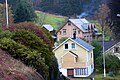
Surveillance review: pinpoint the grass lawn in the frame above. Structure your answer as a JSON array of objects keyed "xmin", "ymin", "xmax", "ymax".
[
  {"xmin": 35, "ymin": 11, "xmax": 67, "ymax": 30},
  {"xmin": 69, "ymin": 73, "xmax": 120, "ymax": 80}
]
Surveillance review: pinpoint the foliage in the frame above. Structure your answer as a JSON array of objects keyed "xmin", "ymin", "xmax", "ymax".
[
  {"xmin": 49, "ymin": 56, "xmax": 59, "ymax": 80},
  {"xmin": 0, "ymin": 3, "xmax": 14, "ymax": 26},
  {"xmin": 91, "ymin": 41, "xmax": 102, "ymax": 60},
  {"xmin": 96, "ymin": 54, "xmax": 120, "ymax": 75},
  {"xmin": 14, "ymin": 0, "xmax": 37, "ymax": 23},
  {"xmin": 59, "ymin": 37, "xmax": 68, "ymax": 44},
  {"xmin": 107, "ymin": 0, "xmax": 120, "ymax": 40},
  {"xmin": 95, "ymin": 4, "xmax": 113, "ymax": 39},
  {"xmin": 2, "ymin": 22, "xmax": 53, "ymax": 47},
  {"xmin": 59, "ymin": 0, "xmax": 82, "ymax": 16},
  {"xmin": 1, "ymin": 22, "xmax": 60, "ymax": 80},
  {"xmin": 36, "ymin": 11, "xmax": 66, "ymax": 30},
  {"xmin": 12, "ymin": 30, "xmax": 52, "ymax": 66},
  {"xmin": 0, "ymin": 37, "xmax": 49, "ymax": 78},
  {"xmin": 39, "ymin": 0, "xmax": 90, "ymax": 16},
  {"xmin": 91, "ymin": 41, "xmax": 102, "ymax": 70}
]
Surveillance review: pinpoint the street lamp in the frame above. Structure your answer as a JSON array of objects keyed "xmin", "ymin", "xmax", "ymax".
[
  {"xmin": 5, "ymin": 0, "xmax": 9, "ymax": 27},
  {"xmin": 117, "ymin": 14, "xmax": 120, "ymax": 17}
]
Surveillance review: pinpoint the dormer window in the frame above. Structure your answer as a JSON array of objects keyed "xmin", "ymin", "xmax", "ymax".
[
  {"xmin": 65, "ymin": 43, "xmax": 68, "ymax": 49},
  {"xmin": 68, "ymin": 21, "xmax": 71, "ymax": 26}
]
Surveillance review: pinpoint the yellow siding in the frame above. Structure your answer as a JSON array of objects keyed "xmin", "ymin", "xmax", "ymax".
[
  {"xmin": 87, "ymin": 50, "xmax": 94, "ymax": 66},
  {"xmin": 54, "ymin": 39, "xmax": 89, "ymax": 68}
]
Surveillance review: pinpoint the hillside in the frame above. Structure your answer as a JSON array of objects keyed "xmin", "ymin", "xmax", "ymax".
[
  {"xmin": 0, "ymin": 49, "xmax": 44, "ymax": 80},
  {"xmin": 36, "ymin": 11, "xmax": 67, "ymax": 30}
]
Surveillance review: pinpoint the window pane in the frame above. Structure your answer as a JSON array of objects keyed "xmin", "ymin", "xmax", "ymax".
[
  {"xmin": 73, "ymin": 29, "xmax": 76, "ymax": 33},
  {"xmin": 72, "ymin": 43, "xmax": 75, "ymax": 49},
  {"xmin": 63, "ymin": 29, "xmax": 66, "ymax": 34},
  {"xmin": 65, "ymin": 44, "xmax": 68, "ymax": 49}
]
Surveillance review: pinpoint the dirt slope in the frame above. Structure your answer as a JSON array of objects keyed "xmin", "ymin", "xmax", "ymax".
[{"xmin": 0, "ymin": 49, "xmax": 44, "ymax": 80}]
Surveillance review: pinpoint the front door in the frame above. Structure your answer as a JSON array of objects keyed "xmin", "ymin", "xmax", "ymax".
[{"xmin": 67, "ymin": 69, "xmax": 74, "ymax": 77}]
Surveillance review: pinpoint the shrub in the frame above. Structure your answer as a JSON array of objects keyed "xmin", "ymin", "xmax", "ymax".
[
  {"xmin": 96, "ymin": 54, "xmax": 120, "ymax": 75},
  {"xmin": 0, "ymin": 38, "xmax": 49, "ymax": 79}
]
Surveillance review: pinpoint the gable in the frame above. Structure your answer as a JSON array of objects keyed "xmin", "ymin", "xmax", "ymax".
[
  {"xmin": 57, "ymin": 20, "xmax": 84, "ymax": 34},
  {"xmin": 53, "ymin": 38, "xmax": 90, "ymax": 52},
  {"xmin": 62, "ymin": 52, "xmax": 75, "ymax": 63},
  {"xmin": 62, "ymin": 51, "xmax": 78, "ymax": 58}
]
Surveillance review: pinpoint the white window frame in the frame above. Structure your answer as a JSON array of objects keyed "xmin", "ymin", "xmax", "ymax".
[
  {"xmin": 74, "ymin": 68, "xmax": 87, "ymax": 76},
  {"xmin": 71, "ymin": 42, "xmax": 76, "ymax": 49},
  {"xmin": 64, "ymin": 43, "xmax": 69, "ymax": 50},
  {"xmin": 63, "ymin": 29, "xmax": 66, "ymax": 35}
]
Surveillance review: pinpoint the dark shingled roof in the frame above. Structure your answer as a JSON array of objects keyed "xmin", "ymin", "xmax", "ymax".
[{"xmin": 98, "ymin": 41, "xmax": 120, "ymax": 51}]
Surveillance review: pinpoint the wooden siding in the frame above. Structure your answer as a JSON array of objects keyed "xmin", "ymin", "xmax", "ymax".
[{"xmin": 57, "ymin": 21, "xmax": 93, "ymax": 42}]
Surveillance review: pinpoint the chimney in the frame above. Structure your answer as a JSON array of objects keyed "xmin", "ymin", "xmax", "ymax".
[{"xmin": 73, "ymin": 32, "xmax": 76, "ymax": 39}]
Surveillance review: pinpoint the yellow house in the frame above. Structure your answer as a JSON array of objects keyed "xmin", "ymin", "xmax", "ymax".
[{"xmin": 53, "ymin": 37, "xmax": 94, "ymax": 77}]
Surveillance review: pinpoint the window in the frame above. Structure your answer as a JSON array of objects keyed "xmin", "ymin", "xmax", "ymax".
[
  {"xmin": 71, "ymin": 43, "xmax": 76, "ymax": 49},
  {"xmin": 68, "ymin": 21, "xmax": 71, "ymax": 26},
  {"xmin": 73, "ymin": 29, "xmax": 76, "ymax": 34},
  {"xmin": 63, "ymin": 29, "xmax": 66, "ymax": 35},
  {"xmin": 114, "ymin": 47, "xmax": 119, "ymax": 53},
  {"xmin": 91, "ymin": 53, "xmax": 92, "ymax": 58},
  {"xmin": 75, "ymin": 68, "xmax": 87, "ymax": 76},
  {"xmin": 65, "ymin": 43, "xmax": 68, "ymax": 49}
]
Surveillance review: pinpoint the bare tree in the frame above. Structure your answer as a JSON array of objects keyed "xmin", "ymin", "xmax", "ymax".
[
  {"xmin": 95, "ymin": 3, "xmax": 113, "ymax": 39},
  {"xmin": 95, "ymin": 3, "xmax": 111, "ymax": 77}
]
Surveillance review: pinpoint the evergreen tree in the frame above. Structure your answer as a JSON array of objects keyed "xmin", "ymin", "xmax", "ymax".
[
  {"xmin": 108, "ymin": 0, "xmax": 120, "ymax": 39},
  {"xmin": 59, "ymin": 0, "xmax": 82, "ymax": 16},
  {"xmin": 14, "ymin": 0, "xmax": 37, "ymax": 23}
]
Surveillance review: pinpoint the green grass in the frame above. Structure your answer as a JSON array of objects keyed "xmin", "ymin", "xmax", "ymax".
[
  {"xmin": 69, "ymin": 73, "xmax": 120, "ymax": 80},
  {"xmin": 36, "ymin": 11, "xmax": 67, "ymax": 30}
]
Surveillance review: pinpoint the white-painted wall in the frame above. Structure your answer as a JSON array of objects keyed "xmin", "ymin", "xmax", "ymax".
[{"xmin": 59, "ymin": 68, "xmax": 67, "ymax": 76}]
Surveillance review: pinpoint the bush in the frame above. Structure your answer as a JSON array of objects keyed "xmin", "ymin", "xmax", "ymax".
[
  {"xmin": 1, "ymin": 23, "xmax": 58, "ymax": 80},
  {"xmin": 96, "ymin": 54, "xmax": 120, "ymax": 75},
  {"xmin": 0, "ymin": 38, "xmax": 49, "ymax": 78}
]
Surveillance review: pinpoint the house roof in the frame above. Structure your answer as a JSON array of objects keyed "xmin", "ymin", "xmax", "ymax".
[
  {"xmin": 98, "ymin": 41, "xmax": 120, "ymax": 51},
  {"xmin": 69, "ymin": 18, "xmax": 91, "ymax": 32},
  {"xmin": 53, "ymin": 37, "xmax": 94, "ymax": 52},
  {"xmin": 57, "ymin": 18, "xmax": 96, "ymax": 33},
  {"xmin": 42, "ymin": 24, "xmax": 53, "ymax": 32},
  {"xmin": 71, "ymin": 37, "xmax": 94, "ymax": 51}
]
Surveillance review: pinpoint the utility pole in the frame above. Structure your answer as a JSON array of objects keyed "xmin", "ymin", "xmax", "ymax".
[
  {"xmin": 102, "ymin": 26, "xmax": 106, "ymax": 77},
  {"xmin": 6, "ymin": 0, "xmax": 9, "ymax": 27}
]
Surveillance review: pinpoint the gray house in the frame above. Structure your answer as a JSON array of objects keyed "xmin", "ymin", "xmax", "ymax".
[{"xmin": 98, "ymin": 41, "xmax": 120, "ymax": 59}]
